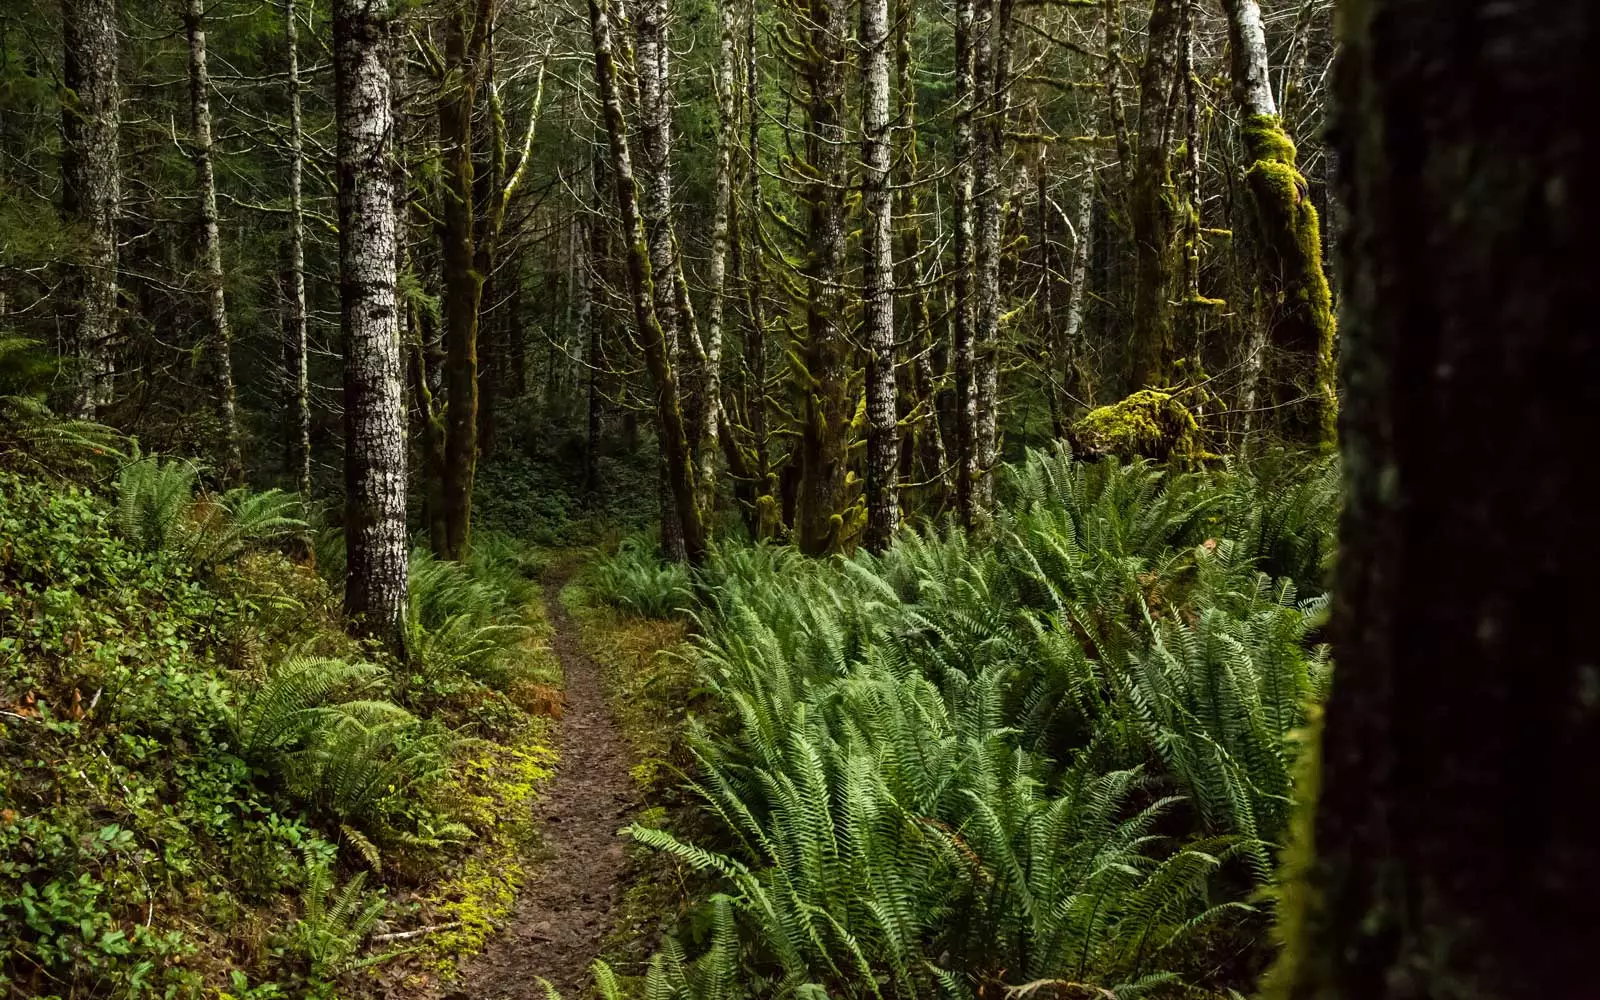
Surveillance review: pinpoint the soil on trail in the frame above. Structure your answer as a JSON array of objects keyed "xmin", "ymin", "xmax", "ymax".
[{"xmin": 454, "ymin": 576, "xmax": 636, "ymax": 1000}]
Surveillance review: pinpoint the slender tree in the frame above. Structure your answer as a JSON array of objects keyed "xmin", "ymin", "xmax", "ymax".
[
  {"xmin": 951, "ymin": 0, "xmax": 978, "ymax": 528},
  {"xmin": 59, "ymin": 0, "xmax": 120, "ymax": 420},
  {"xmin": 334, "ymin": 0, "xmax": 408, "ymax": 651},
  {"xmin": 437, "ymin": 0, "xmax": 496, "ymax": 559},
  {"xmin": 283, "ymin": 0, "xmax": 311, "ymax": 497},
  {"xmin": 1126, "ymin": 0, "xmax": 1185, "ymax": 391},
  {"xmin": 968, "ymin": 0, "xmax": 1013, "ymax": 523},
  {"xmin": 860, "ymin": 0, "xmax": 897, "ymax": 551},
  {"xmin": 185, "ymin": 0, "xmax": 242, "ymax": 483},
  {"xmin": 587, "ymin": 0, "xmax": 706, "ymax": 563}
]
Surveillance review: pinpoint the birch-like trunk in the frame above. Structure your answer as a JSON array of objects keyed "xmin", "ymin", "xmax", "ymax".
[
  {"xmin": 794, "ymin": 0, "xmax": 852, "ymax": 555},
  {"xmin": 283, "ymin": 0, "xmax": 311, "ymax": 496},
  {"xmin": 951, "ymin": 0, "xmax": 978, "ymax": 529},
  {"xmin": 1060, "ymin": 175, "xmax": 1094, "ymax": 413},
  {"xmin": 60, "ymin": 0, "xmax": 120, "ymax": 419},
  {"xmin": 185, "ymin": 0, "xmax": 242, "ymax": 482},
  {"xmin": 969, "ymin": 0, "xmax": 1012, "ymax": 523},
  {"xmin": 334, "ymin": 0, "xmax": 408, "ymax": 652},
  {"xmin": 861, "ymin": 0, "xmax": 898, "ymax": 552},
  {"xmin": 1221, "ymin": 0, "xmax": 1337, "ymax": 448},
  {"xmin": 696, "ymin": 0, "xmax": 736, "ymax": 521},
  {"xmin": 587, "ymin": 0, "xmax": 706, "ymax": 564},
  {"xmin": 893, "ymin": 0, "xmax": 945, "ymax": 498}
]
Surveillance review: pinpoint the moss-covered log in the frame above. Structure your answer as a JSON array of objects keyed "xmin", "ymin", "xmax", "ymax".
[{"xmin": 1069, "ymin": 389, "xmax": 1203, "ymax": 466}]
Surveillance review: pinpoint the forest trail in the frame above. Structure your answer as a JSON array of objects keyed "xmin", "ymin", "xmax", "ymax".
[{"xmin": 453, "ymin": 573, "xmax": 636, "ymax": 1000}]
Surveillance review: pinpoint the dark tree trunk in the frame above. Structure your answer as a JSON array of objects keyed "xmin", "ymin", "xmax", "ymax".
[
  {"xmin": 437, "ymin": 0, "xmax": 495, "ymax": 559},
  {"xmin": 1274, "ymin": 2, "xmax": 1600, "ymax": 997},
  {"xmin": 60, "ymin": 0, "xmax": 120, "ymax": 419},
  {"xmin": 1126, "ymin": 0, "xmax": 1184, "ymax": 391},
  {"xmin": 335, "ymin": 0, "xmax": 408, "ymax": 654}
]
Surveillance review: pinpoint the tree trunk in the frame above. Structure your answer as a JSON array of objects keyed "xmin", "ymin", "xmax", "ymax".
[
  {"xmin": 697, "ymin": 0, "xmax": 737, "ymax": 522},
  {"xmin": 437, "ymin": 0, "xmax": 495, "ymax": 559},
  {"xmin": 1126, "ymin": 0, "xmax": 1184, "ymax": 391},
  {"xmin": 795, "ymin": 0, "xmax": 853, "ymax": 555},
  {"xmin": 283, "ymin": 0, "xmax": 311, "ymax": 496},
  {"xmin": 951, "ymin": 0, "xmax": 978, "ymax": 529},
  {"xmin": 968, "ymin": 0, "xmax": 1013, "ymax": 524},
  {"xmin": 59, "ymin": 0, "xmax": 120, "ymax": 420},
  {"xmin": 861, "ymin": 0, "xmax": 898, "ymax": 552},
  {"xmin": 1271, "ymin": 2, "xmax": 1600, "ymax": 997},
  {"xmin": 587, "ymin": 0, "xmax": 706, "ymax": 564},
  {"xmin": 742, "ymin": 0, "xmax": 772, "ymax": 510},
  {"xmin": 894, "ymin": 0, "xmax": 946, "ymax": 503},
  {"xmin": 185, "ymin": 0, "xmax": 242, "ymax": 483},
  {"xmin": 1220, "ymin": 0, "xmax": 1336, "ymax": 449},
  {"xmin": 1060, "ymin": 173, "xmax": 1094, "ymax": 415},
  {"xmin": 334, "ymin": 0, "xmax": 408, "ymax": 654}
]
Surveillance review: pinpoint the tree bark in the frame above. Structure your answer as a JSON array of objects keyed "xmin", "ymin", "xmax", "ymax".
[
  {"xmin": 861, "ymin": 0, "xmax": 898, "ymax": 552},
  {"xmin": 1220, "ymin": 0, "xmax": 1336, "ymax": 449},
  {"xmin": 951, "ymin": 0, "xmax": 978, "ymax": 529},
  {"xmin": 437, "ymin": 0, "xmax": 495, "ymax": 559},
  {"xmin": 698, "ymin": 0, "xmax": 737, "ymax": 522},
  {"xmin": 587, "ymin": 0, "xmax": 706, "ymax": 564},
  {"xmin": 283, "ymin": 0, "xmax": 311, "ymax": 497},
  {"xmin": 968, "ymin": 0, "xmax": 1013, "ymax": 524},
  {"xmin": 335, "ymin": 0, "xmax": 408, "ymax": 653},
  {"xmin": 1126, "ymin": 0, "xmax": 1185, "ymax": 391},
  {"xmin": 185, "ymin": 0, "xmax": 242, "ymax": 483},
  {"xmin": 60, "ymin": 0, "xmax": 120, "ymax": 420},
  {"xmin": 794, "ymin": 0, "xmax": 853, "ymax": 555},
  {"xmin": 894, "ymin": 0, "xmax": 946, "ymax": 501},
  {"xmin": 1272, "ymin": 1, "xmax": 1600, "ymax": 996}
]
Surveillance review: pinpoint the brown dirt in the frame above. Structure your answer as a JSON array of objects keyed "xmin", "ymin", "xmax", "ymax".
[{"xmin": 451, "ymin": 576, "xmax": 637, "ymax": 1000}]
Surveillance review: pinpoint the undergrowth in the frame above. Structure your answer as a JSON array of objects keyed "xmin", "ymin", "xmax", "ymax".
[
  {"xmin": 0, "ymin": 455, "xmax": 560, "ymax": 999},
  {"xmin": 580, "ymin": 446, "xmax": 1339, "ymax": 1000}
]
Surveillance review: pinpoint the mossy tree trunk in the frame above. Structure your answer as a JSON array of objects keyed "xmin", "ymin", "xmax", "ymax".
[
  {"xmin": 1272, "ymin": 0, "xmax": 1600, "ymax": 996},
  {"xmin": 1221, "ymin": 0, "xmax": 1335, "ymax": 449},
  {"xmin": 1125, "ymin": 0, "xmax": 1185, "ymax": 392},
  {"xmin": 861, "ymin": 0, "xmax": 898, "ymax": 552},
  {"xmin": 437, "ymin": 0, "xmax": 495, "ymax": 560},
  {"xmin": 586, "ymin": 0, "xmax": 707, "ymax": 564},
  {"xmin": 793, "ymin": 0, "xmax": 854, "ymax": 555}
]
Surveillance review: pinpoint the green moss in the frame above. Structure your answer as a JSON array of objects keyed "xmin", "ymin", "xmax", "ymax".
[
  {"xmin": 1239, "ymin": 114, "xmax": 1339, "ymax": 450},
  {"xmin": 1069, "ymin": 389, "xmax": 1206, "ymax": 467}
]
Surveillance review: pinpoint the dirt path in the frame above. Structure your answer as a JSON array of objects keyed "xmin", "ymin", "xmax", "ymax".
[{"xmin": 453, "ymin": 576, "xmax": 636, "ymax": 1000}]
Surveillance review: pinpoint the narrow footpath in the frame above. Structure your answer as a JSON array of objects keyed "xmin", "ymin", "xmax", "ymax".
[{"xmin": 454, "ymin": 575, "xmax": 636, "ymax": 999}]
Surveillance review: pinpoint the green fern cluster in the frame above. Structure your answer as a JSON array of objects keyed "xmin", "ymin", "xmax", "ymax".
[
  {"xmin": 598, "ymin": 446, "xmax": 1338, "ymax": 999},
  {"xmin": 0, "ymin": 337, "xmax": 125, "ymax": 478},
  {"xmin": 591, "ymin": 534, "xmax": 694, "ymax": 618},
  {"xmin": 116, "ymin": 456, "xmax": 307, "ymax": 568}
]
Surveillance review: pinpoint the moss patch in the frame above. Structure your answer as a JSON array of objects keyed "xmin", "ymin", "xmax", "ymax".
[{"xmin": 1070, "ymin": 389, "xmax": 1206, "ymax": 466}]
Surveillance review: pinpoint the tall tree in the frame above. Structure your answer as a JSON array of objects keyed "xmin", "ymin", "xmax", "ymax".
[
  {"xmin": 793, "ymin": 0, "xmax": 853, "ymax": 555},
  {"xmin": 334, "ymin": 0, "xmax": 408, "ymax": 651},
  {"xmin": 283, "ymin": 0, "xmax": 311, "ymax": 497},
  {"xmin": 1220, "ymin": 0, "xmax": 1336, "ymax": 448},
  {"xmin": 967, "ymin": 0, "xmax": 1014, "ymax": 523},
  {"xmin": 587, "ymin": 0, "xmax": 707, "ymax": 563},
  {"xmin": 185, "ymin": 0, "xmax": 242, "ymax": 483},
  {"xmin": 437, "ymin": 0, "xmax": 496, "ymax": 559},
  {"xmin": 1126, "ymin": 0, "xmax": 1185, "ymax": 391},
  {"xmin": 860, "ymin": 0, "xmax": 897, "ymax": 551},
  {"xmin": 1272, "ymin": 0, "xmax": 1599, "ymax": 996},
  {"xmin": 59, "ymin": 0, "xmax": 120, "ymax": 420},
  {"xmin": 951, "ymin": 0, "xmax": 979, "ymax": 528}
]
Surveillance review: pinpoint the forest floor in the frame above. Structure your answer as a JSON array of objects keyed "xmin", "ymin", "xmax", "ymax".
[{"xmin": 451, "ymin": 573, "xmax": 639, "ymax": 1000}]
